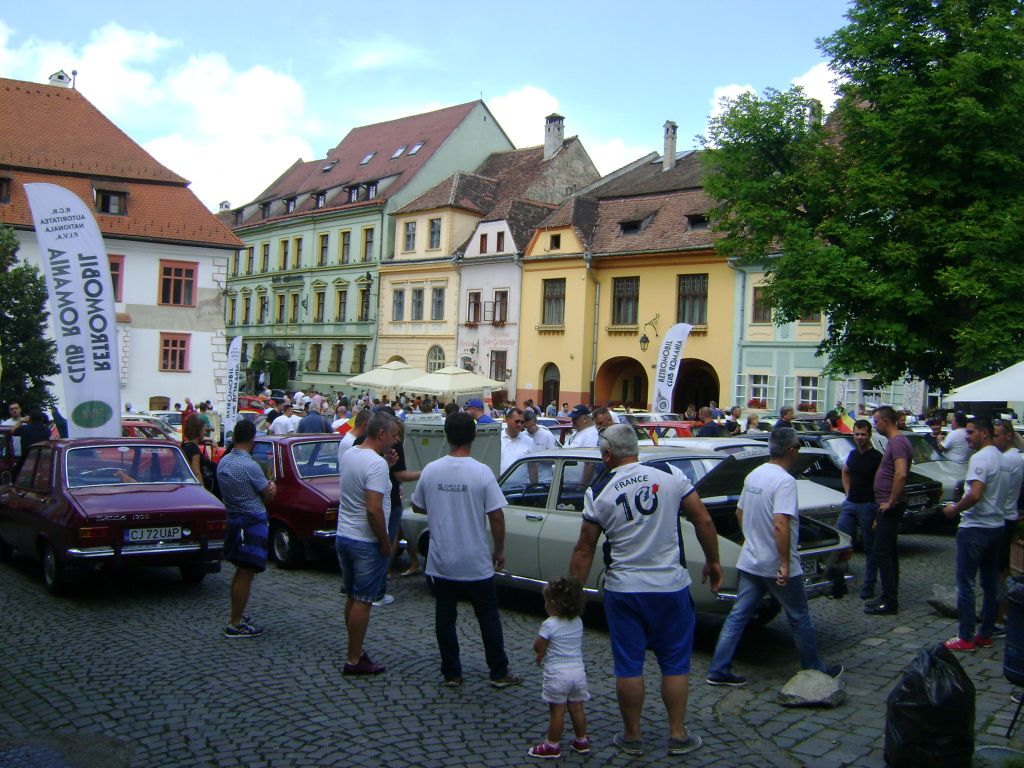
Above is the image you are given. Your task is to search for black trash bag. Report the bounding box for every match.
[884,643,975,767]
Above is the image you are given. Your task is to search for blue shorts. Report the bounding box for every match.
[603,587,695,677]
[224,517,268,573]
[335,536,389,603]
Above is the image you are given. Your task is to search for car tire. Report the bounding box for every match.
[749,597,782,627]
[180,564,207,584]
[271,524,304,569]
[41,543,65,595]
[0,535,12,563]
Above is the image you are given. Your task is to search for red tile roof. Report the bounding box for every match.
[0,77,241,249]
[589,189,716,254]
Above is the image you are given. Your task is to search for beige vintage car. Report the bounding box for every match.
[403,446,853,625]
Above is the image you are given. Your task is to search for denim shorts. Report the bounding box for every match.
[604,587,694,677]
[335,536,388,603]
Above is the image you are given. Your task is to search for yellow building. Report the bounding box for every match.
[518,125,735,412]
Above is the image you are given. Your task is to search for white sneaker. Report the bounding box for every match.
[372,594,395,607]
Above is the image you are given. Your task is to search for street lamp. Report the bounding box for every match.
[639,334,650,352]
[639,314,660,352]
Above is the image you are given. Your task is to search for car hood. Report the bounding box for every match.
[69,484,225,516]
[691,453,826,499]
[912,461,967,488]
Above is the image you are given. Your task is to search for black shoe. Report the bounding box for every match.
[864,602,898,615]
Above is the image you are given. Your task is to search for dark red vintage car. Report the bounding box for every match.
[0,438,226,594]
[251,434,340,568]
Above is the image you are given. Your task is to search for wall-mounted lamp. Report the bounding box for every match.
[639,314,660,352]
[468,344,478,355]
[504,368,513,380]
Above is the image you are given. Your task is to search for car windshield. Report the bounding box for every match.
[822,436,857,466]
[157,413,182,427]
[904,434,945,464]
[290,441,340,478]
[659,457,723,486]
[66,445,197,487]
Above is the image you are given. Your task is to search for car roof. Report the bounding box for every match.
[56,437,183,449]
[255,434,341,443]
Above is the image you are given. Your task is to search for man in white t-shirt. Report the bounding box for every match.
[268,404,300,435]
[412,412,520,688]
[336,409,370,464]
[335,412,399,675]
[523,410,559,451]
[942,416,1007,651]
[500,408,535,474]
[565,405,599,448]
[707,426,843,686]
[937,412,972,464]
[994,419,1023,629]
[569,424,722,757]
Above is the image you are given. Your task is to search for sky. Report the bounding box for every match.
[0,2,853,212]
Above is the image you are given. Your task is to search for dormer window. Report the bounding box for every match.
[260,202,271,220]
[0,177,10,205]
[619,213,655,236]
[367,181,378,199]
[234,210,244,226]
[348,187,359,203]
[687,214,709,231]
[315,192,326,208]
[391,146,407,159]
[322,159,338,172]
[96,189,127,215]
[408,142,424,155]
[360,151,376,165]
[285,197,297,213]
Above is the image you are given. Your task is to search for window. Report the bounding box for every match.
[500,459,556,508]
[429,218,441,249]
[408,141,424,155]
[549,234,561,250]
[340,231,351,263]
[404,221,416,252]
[747,374,771,409]
[242,297,251,324]
[467,291,482,323]
[752,287,772,323]
[234,210,244,226]
[431,287,445,321]
[493,290,508,323]
[108,255,124,301]
[315,192,326,208]
[159,261,196,306]
[676,273,708,325]
[0,178,10,204]
[258,296,268,324]
[360,152,375,165]
[159,333,190,372]
[362,228,374,262]
[489,350,507,382]
[800,309,822,323]
[620,213,654,236]
[289,294,299,324]
[276,294,285,323]
[96,189,127,215]
[335,289,348,322]
[353,344,367,374]
[367,182,378,199]
[348,187,359,203]
[798,376,821,410]
[318,234,329,266]
[542,278,565,325]
[358,287,370,322]
[687,214,709,230]
[246,247,254,273]
[612,276,640,325]
[329,344,344,373]
[314,291,325,323]
[496,231,505,252]
[293,237,302,269]
[392,289,405,321]
[479,233,488,254]
[261,244,269,272]
[279,240,289,270]
[231,251,239,277]
[285,197,296,213]
[260,202,271,220]
[392,145,407,159]
[411,288,424,321]
[228,297,237,325]
[307,344,321,371]
[426,345,445,372]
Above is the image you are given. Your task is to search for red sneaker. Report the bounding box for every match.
[570,737,591,755]
[973,634,993,649]
[528,741,561,759]
[944,635,976,652]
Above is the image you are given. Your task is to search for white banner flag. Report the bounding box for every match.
[224,336,243,439]
[652,323,693,414]
[24,183,121,437]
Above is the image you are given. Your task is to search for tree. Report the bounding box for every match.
[0,223,59,410]
[702,0,1024,388]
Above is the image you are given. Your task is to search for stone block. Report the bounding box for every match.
[778,669,848,708]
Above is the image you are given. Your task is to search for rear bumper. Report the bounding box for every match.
[715,570,853,603]
[65,538,223,562]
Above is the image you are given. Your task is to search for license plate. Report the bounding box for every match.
[801,556,824,575]
[907,494,927,508]
[124,526,182,543]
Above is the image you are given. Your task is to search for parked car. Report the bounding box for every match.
[250,434,341,568]
[879,432,967,505]
[143,410,184,440]
[0,438,226,593]
[402,446,852,625]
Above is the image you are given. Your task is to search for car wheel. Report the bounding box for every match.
[271,524,304,569]
[41,543,65,595]
[749,597,781,627]
[0,535,12,563]
[180,564,207,584]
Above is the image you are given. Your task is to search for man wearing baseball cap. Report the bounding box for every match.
[465,398,496,424]
[566,405,599,448]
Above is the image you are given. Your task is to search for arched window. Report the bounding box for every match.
[427,346,445,372]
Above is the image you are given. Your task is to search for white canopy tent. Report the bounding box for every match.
[400,366,505,397]
[346,360,425,391]
[946,361,1024,403]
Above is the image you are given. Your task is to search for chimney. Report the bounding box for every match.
[219,200,231,211]
[48,70,72,88]
[663,120,678,172]
[544,113,565,160]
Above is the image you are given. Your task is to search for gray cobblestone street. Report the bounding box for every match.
[2,528,1022,767]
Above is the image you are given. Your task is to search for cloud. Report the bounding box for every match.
[489,85,561,148]
[708,83,758,121]
[334,35,432,72]
[792,62,841,111]
[587,137,651,176]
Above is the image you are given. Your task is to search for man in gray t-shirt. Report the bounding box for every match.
[867,406,911,615]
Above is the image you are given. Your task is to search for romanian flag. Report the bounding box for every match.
[838,412,856,434]
[336,415,356,436]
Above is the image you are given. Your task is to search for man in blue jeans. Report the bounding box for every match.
[837,420,882,600]
[942,416,1007,652]
[706,426,843,686]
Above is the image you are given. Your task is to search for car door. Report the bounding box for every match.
[497,457,557,580]
[25,447,62,553]
[536,458,607,589]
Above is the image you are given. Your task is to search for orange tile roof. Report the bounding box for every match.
[0,77,241,249]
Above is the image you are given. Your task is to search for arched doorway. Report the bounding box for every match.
[595,357,648,409]
[542,363,560,407]
[671,358,720,414]
[386,355,407,364]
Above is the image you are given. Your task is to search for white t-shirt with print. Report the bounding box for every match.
[736,462,803,579]
[567,424,599,448]
[582,461,692,593]
[500,429,535,474]
[336,446,392,543]
[961,444,1005,529]
[539,616,585,671]
[412,455,507,581]
[942,428,971,464]
[1001,447,1024,521]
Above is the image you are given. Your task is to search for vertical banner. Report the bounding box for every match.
[24,183,121,437]
[652,323,693,414]
[224,336,243,440]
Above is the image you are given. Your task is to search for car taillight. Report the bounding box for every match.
[79,526,110,542]
[207,519,227,533]
[837,547,853,562]
[325,506,338,524]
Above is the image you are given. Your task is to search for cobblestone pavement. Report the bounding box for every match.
[1,527,1022,767]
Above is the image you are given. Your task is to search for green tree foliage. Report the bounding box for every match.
[0,222,59,409]
[702,0,1024,388]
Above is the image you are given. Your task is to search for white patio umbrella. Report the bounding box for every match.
[946,360,1024,403]
[401,366,505,396]
[346,360,425,390]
